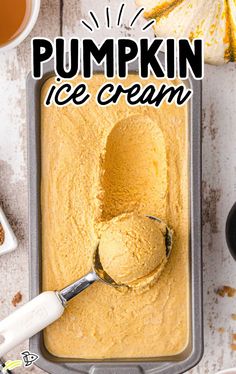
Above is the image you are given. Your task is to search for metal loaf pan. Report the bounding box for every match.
[27,54,203,374]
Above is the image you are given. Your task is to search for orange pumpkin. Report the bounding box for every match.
[136,0,236,64]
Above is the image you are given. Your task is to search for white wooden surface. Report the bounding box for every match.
[0,1,236,373]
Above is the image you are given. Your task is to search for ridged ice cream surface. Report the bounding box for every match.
[99,213,167,287]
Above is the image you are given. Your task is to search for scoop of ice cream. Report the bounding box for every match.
[98,213,168,288]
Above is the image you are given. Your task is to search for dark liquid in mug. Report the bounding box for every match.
[0,0,31,46]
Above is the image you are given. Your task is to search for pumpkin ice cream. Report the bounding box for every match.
[99,213,168,287]
[41,74,189,359]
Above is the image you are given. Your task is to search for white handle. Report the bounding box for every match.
[0,291,64,356]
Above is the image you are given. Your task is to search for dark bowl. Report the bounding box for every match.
[226,202,236,261]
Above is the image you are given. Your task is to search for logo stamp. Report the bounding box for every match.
[0,351,39,373]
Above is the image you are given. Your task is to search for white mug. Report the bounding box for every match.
[0,0,41,52]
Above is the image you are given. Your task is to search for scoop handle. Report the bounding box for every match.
[0,291,64,357]
[59,271,98,302]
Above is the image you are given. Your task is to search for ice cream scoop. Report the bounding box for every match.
[98,213,171,289]
[0,214,172,357]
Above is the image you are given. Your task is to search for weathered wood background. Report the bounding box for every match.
[0,1,236,373]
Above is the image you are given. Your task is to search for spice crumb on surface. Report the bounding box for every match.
[217,327,225,333]
[231,333,236,351]
[11,291,22,307]
[216,285,236,297]
[0,223,4,245]
[232,314,236,320]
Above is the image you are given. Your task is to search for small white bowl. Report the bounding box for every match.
[0,206,18,256]
[217,369,236,374]
[0,0,41,52]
